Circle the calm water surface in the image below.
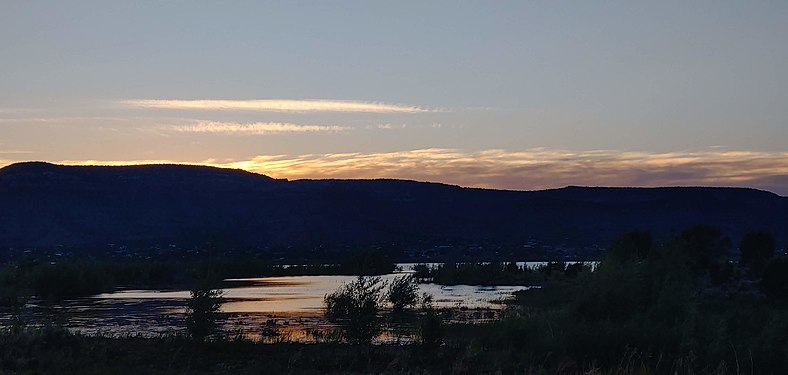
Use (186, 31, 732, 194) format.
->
(11, 263, 562, 341)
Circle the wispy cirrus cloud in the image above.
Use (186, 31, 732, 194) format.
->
(3, 149, 786, 195)
(171, 121, 349, 135)
(120, 99, 436, 113)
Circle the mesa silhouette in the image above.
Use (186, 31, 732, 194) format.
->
(0, 162, 785, 249)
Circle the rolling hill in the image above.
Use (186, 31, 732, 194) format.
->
(0, 162, 785, 252)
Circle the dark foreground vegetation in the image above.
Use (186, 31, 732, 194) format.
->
(0, 329, 668, 375)
(475, 226, 788, 374)
(1, 225, 787, 374)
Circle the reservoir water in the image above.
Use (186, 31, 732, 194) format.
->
(6, 263, 579, 341)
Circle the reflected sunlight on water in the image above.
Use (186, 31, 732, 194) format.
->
(10, 263, 553, 341)
(95, 273, 527, 313)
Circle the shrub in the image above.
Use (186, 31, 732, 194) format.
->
(387, 275, 419, 313)
(186, 285, 224, 342)
(675, 225, 731, 277)
(324, 276, 385, 344)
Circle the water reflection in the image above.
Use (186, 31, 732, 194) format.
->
(7, 263, 556, 341)
(96, 273, 526, 313)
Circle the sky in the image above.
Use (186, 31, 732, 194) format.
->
(1, 1, 787, 194)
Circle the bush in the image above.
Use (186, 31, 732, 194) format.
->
(675, 225, 732, 277)
(387, 275, 419, 313)
(186, 284, 224, 342)
(324, 276, 385, 344)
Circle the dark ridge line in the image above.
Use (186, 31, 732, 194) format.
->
(0, 161, 783, 197)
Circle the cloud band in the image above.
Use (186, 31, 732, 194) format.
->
(121, 99, 433, 113)
(171, 121, 348, 135)
(218, 148, 788, 195)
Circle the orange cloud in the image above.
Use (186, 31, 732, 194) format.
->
(214, 149, 788, 194)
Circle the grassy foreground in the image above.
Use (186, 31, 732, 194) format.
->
(0, 327, 743, 375)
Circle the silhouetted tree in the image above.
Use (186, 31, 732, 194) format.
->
(505, 261, 520, 273)
(324, 276, 385, 344)
(186, 282, 224, 342)
(608, 231, 653, 262)
(387, 275, 419, 313)
(675, 225, 731, 282)
(739, 231, 775, 275)
(539, 261, 566, 275)
(412, 264, 431, 281)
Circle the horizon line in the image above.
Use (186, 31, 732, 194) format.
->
(1, 160, 784, 197)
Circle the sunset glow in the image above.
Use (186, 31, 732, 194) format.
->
(1, 2, 785, 195)
(4, 148, 784, 194)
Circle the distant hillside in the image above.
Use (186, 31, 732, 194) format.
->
(0, 162, 785, 250)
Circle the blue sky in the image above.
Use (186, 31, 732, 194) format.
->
(1, 1, 786, 194)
